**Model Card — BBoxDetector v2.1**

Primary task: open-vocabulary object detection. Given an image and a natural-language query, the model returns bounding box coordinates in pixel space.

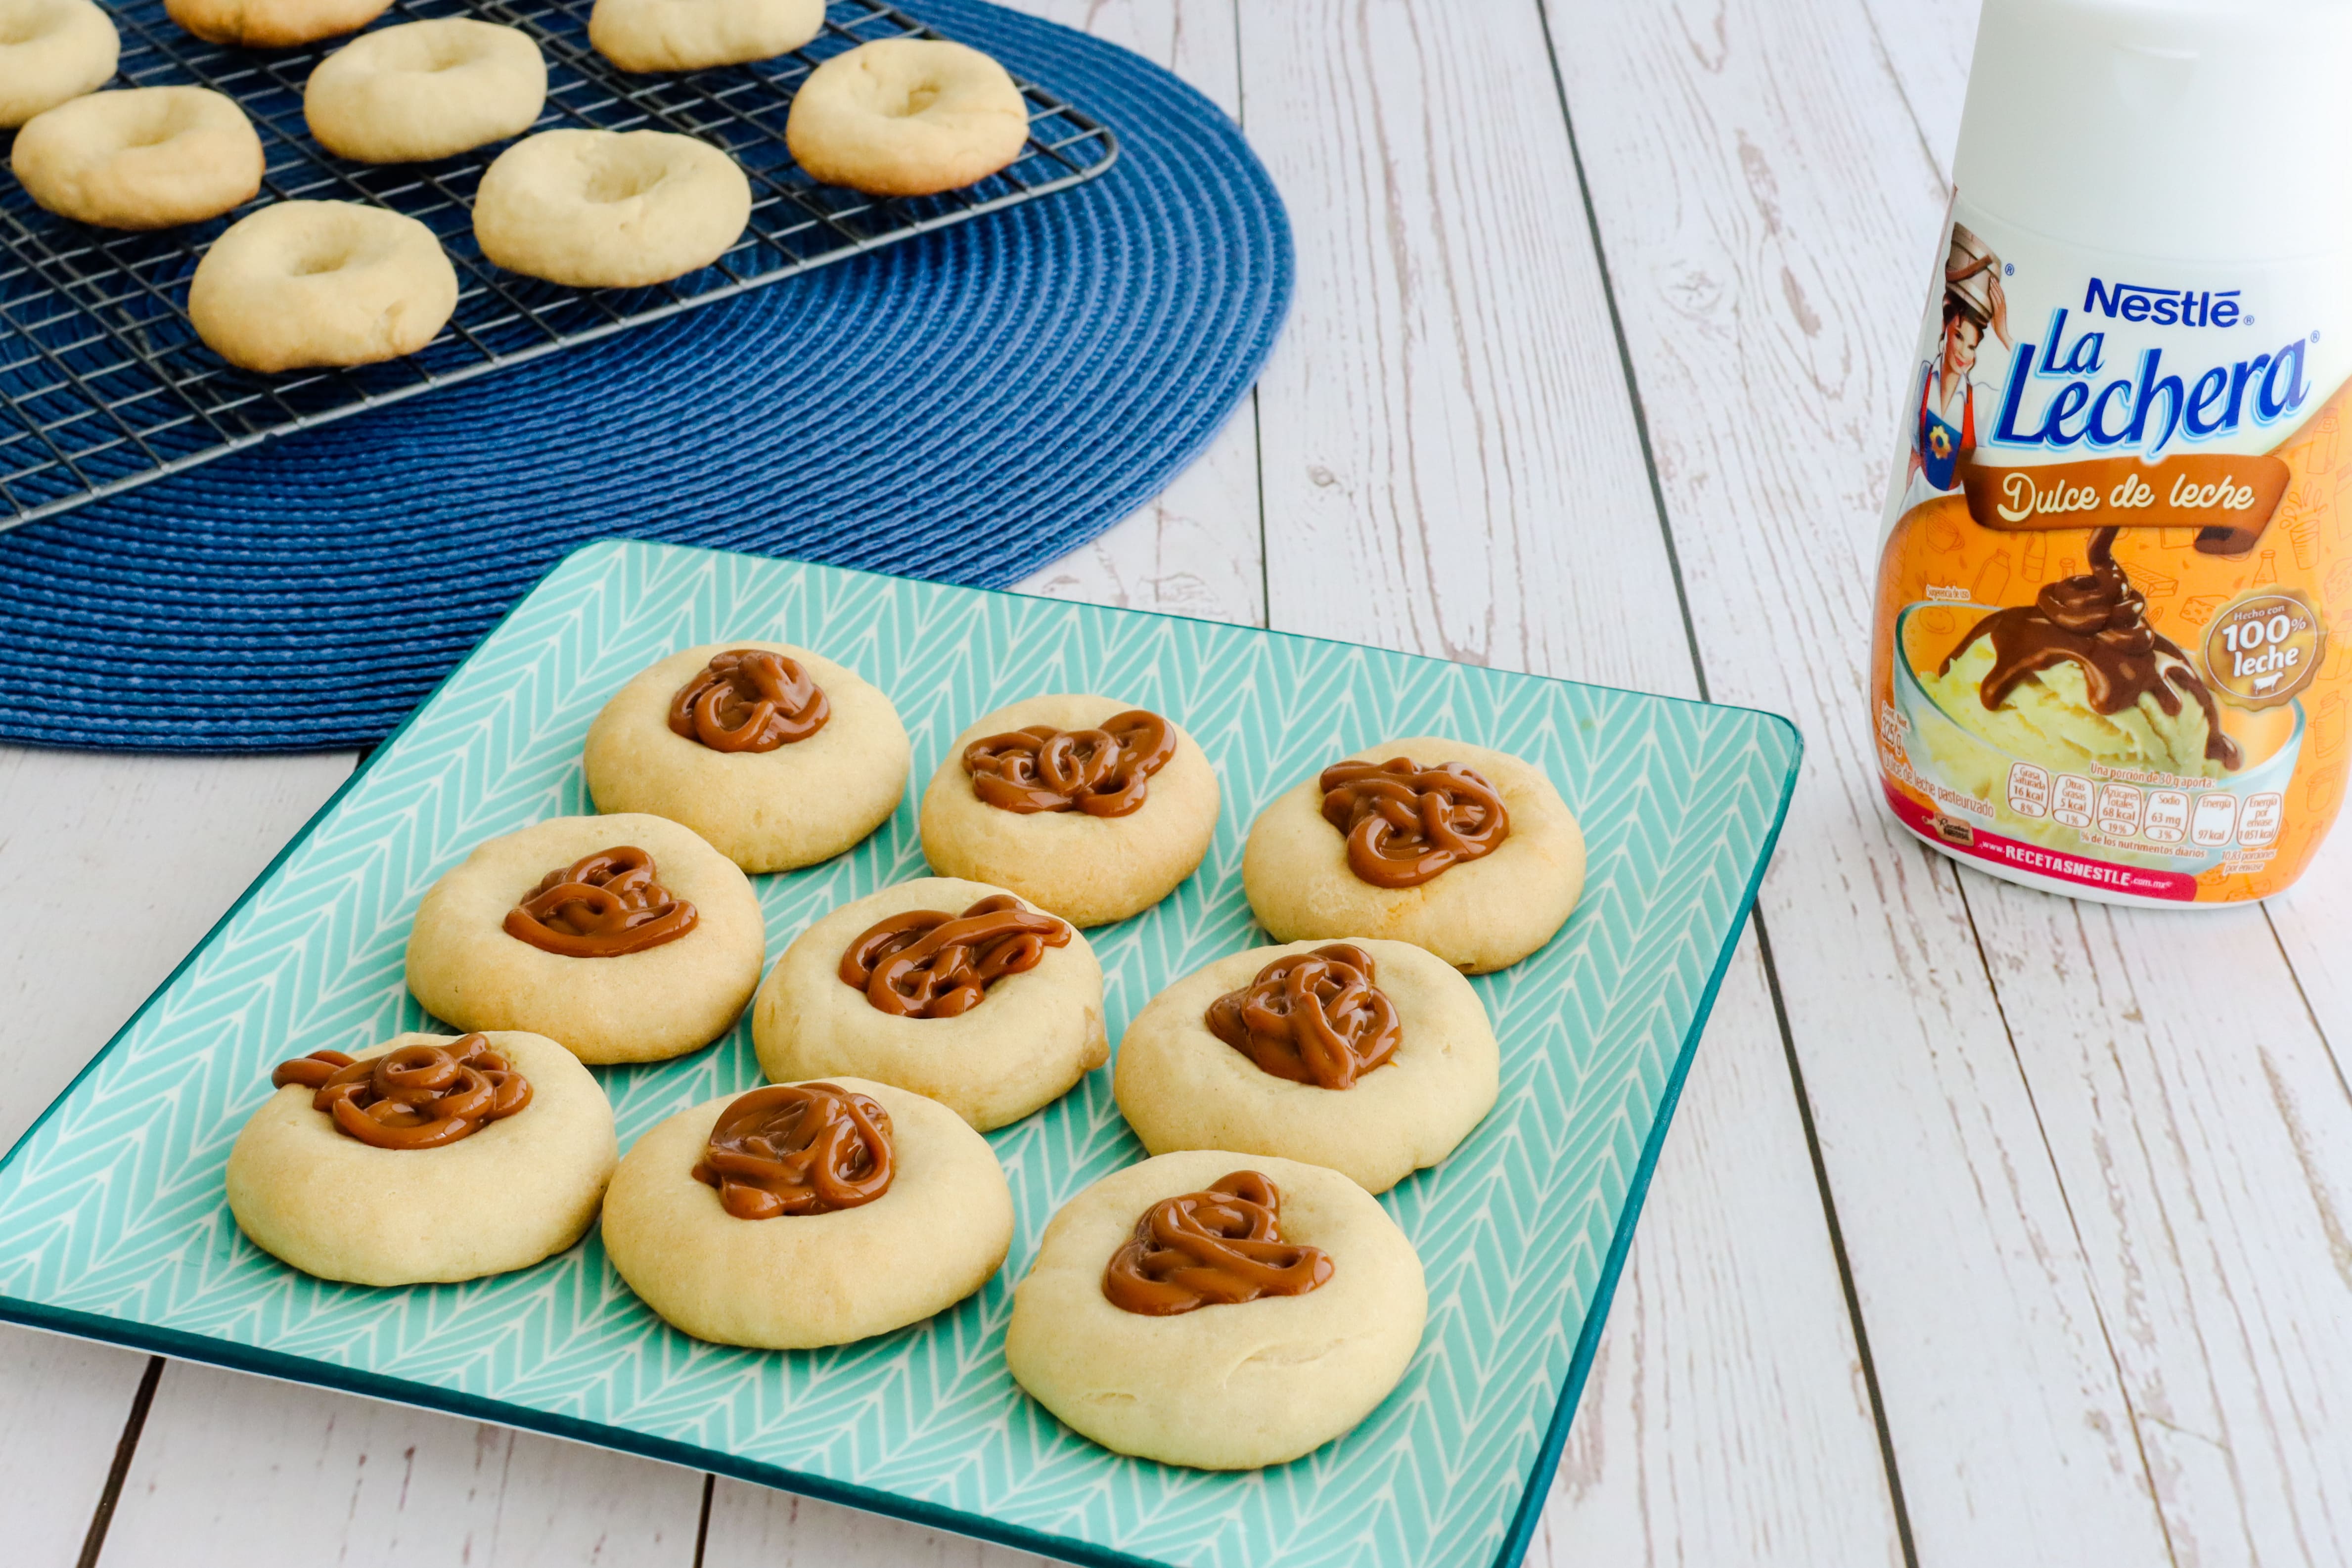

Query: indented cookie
[226,1030,618,1286]
[602,1077,1014,1347]
[11,87,261,230]
[305,19,546,164]
[473,128,750,289]
[1113,939,1497,1193]
[589,0,819,73]
[190,201,456,373]
[752,877,1106,1131]
[1242,737,1584,972]
[584,641,910,874]
[0,0,117,131]
[1004,1151,1426,1469]
[918,694,1219,928]
[784,37,1028,196]
[405,813,766,1064]
[167,0,389,48]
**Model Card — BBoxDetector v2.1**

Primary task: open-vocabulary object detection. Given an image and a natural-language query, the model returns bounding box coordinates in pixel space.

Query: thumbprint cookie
[1004,1151,1426,1469]
[918,694,1219,927]
[1241,737,1583,972]
[585,641,910,874]
[226,1030,617,1285]
[1114,938,1498,1193]
[752,876,1106,1130]
[601,1077,1013,1347]
[405,813,765,1064]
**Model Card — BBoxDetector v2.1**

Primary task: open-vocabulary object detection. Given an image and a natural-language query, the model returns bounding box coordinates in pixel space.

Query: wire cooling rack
[0,0,1117,529]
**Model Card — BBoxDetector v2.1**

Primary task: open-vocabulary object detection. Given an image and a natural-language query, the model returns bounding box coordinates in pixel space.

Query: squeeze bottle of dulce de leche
[1869,0,2352,906]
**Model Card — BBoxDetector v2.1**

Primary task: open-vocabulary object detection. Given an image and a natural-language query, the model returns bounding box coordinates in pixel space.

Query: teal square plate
[0,540,1800,1568]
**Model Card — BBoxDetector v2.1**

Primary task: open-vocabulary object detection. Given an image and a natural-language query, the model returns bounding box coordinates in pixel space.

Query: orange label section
[1873,379,2352,903]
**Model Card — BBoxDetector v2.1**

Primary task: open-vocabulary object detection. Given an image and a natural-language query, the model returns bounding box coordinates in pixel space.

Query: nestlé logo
[2082,278,2241,329]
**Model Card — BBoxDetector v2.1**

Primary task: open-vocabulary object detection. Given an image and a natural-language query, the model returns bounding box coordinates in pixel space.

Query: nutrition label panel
[2004,762,2280,851]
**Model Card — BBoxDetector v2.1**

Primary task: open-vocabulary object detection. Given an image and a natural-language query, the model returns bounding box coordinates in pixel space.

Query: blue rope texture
[0,0,1291,751]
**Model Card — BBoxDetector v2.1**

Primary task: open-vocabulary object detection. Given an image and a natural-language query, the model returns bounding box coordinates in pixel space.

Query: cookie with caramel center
[585,641,910,875]
[1241,737,1584,973]
[226,1031,616,1286]
[1114,938,1498,1193]
[918,694,1220,928]
[405,813,764,1065]
[753,876,1107,1131]
[1004,1150,1426,1469]
[603,1077,1012,1348]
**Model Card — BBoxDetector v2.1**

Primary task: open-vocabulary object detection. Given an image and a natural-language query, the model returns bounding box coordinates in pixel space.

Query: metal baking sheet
[0,0,1115,527]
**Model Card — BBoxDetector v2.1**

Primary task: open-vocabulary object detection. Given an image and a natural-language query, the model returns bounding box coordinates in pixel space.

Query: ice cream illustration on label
[1927,526,2240,778]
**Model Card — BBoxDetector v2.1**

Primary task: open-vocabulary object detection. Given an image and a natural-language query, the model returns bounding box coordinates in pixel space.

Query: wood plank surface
[1854,0,1974,175]
[0,745,359,1566]
[1012,0,1263,631]
[1548,4,2352,1568]
[2268,828,2352,1064]
[0,1328,150,1568]
[1014,397,1265,628]
[1544,927,1903,1568]
[105,1361,707,1566]
[1968,888,2352,1565]
[1542,0,2176,1559]
[1242,0,1674,692]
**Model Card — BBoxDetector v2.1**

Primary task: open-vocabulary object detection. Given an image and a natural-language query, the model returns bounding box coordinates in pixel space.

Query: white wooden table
[6,2,2349,1563]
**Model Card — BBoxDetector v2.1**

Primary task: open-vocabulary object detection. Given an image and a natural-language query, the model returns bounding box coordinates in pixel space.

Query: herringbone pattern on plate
[0,540,1799,1568]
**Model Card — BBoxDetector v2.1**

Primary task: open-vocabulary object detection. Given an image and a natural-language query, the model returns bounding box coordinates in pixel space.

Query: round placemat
[0,0,1289,752]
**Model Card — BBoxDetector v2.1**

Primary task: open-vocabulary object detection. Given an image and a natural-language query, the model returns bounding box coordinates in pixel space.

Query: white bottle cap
[1955,0,2352,261]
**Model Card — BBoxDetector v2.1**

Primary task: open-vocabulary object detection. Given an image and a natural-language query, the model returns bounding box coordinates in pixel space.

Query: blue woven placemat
[0,0,1289,752]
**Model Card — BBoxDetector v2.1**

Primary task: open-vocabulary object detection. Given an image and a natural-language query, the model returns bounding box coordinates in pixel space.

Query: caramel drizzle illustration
[1939,525,2242,769]
[1318,757,1511,888]
[691,1082,895,1219]
[271,1034,531,1150]
[1205,943,1401,1090]
[502,846,698,957]
[961,709,1177,817]
[837,894,1072,1019]
[1101,1170,1333,1316]
[668,648,831,753]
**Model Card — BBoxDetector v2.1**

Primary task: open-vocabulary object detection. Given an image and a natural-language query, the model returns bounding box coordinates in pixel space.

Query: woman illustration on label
[1911,223,2010,492]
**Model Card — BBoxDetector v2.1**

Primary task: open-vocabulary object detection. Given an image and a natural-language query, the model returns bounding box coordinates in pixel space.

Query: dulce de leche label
[1869,198,2352,904]
[1958,452,2291,555]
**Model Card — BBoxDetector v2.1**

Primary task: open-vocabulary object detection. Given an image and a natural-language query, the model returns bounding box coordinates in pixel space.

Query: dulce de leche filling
[502,846,697,957]
[1205,943,1401,1090]
[271,1034,531,1150]
[1101,1170,1333,1316]
[1938,525,2243,770]
[668,648,831,753]
[838,894,1071,1019]
[962,708,1177,817]
[1319,757,1509,889]
[692,1082,894,1219]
